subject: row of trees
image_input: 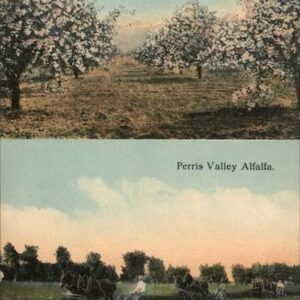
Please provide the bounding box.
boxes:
[134,0,300,110]
[1,244,299,283]
[232,263,300,284]
[109,250,299,284]
[0,0,121,110]
[133,2,215,79]
[0,243,118,282]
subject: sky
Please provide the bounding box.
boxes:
[90,0,242,51]
[1,140,299,276]
[95,0,239,18]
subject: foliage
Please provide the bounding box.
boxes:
[19,245,39,281]
[55,246,71,272]
[3,242,20,278]
[165,265,190,283]
[1,242,118,282]
[148,257,166,283]
[134,1,216,76]
[0,0,120,110]
[232,263,300,284]
[120,250,148,281]
[232,264,253,284]
[199,263,229,283]
[86,252,103,275]
[205,0,300,109]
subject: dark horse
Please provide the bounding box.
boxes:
[252,279,277,298]
[60,271,116,300]
[174,276,209,300]
[60,270,81,295]
[77,274,117,300]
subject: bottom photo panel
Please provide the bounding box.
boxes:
[0,140,299,300]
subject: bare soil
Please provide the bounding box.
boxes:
[0,56,299,139]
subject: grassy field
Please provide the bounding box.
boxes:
[0,56,299,139]
[1,282,300,300]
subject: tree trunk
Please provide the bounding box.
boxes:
[197,65,202,79]
[73,67,80,79]
[10,79,21,111]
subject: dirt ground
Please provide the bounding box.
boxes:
[0,56,299,139]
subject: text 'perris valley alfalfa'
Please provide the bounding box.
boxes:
[177,162,275,172]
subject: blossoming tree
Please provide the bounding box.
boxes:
[0,0,120,110]
[205,0,300,109]
[134,1,216,79]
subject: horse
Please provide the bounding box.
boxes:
[174,276,210,300]
[60,270,82,295]
[262,279,277,297]
[252,279,277,298]
[77,274,117,300]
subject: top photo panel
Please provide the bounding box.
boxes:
[0,0,299,139]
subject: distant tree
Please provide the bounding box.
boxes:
[232,264,253,284]
[251,263,268,279]
[165,265,190,283]
[120,250,148,281]
[3,242,20,280]
[86,252,106,279]
[148,257,166,283]
[250,263,296,282]
[20,245,39,281]
[134,1,216,78]
[200,263,229,283]
[102,265,119,282]
[291,265,300,284]
[42,263,60,282]
[55,246,71,272]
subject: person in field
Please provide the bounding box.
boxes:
[132,276,146,296]
[276,280,285,296]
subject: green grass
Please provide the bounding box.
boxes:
[0,282,62,300]
[0,282,299,300]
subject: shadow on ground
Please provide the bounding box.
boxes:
[136,107,300,139]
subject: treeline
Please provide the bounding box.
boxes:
[0,243,118,282]
[1,243,299,284]
[232,264,300,284]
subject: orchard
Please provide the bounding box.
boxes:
[135,0,299,110]
[205,0,300,110]
[0,0,120,110]
[134,2,216,79]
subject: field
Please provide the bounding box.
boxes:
[1,282,300,300]
[0,56,299,139]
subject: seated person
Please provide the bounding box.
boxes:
[276,280,285,296]
[128,276,146,299]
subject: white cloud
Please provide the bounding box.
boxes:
[77,177,122,207]
[1,178,299,275]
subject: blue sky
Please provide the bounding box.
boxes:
[94,0,239,18]
[91,1,241,51]
[1,140,299,214]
